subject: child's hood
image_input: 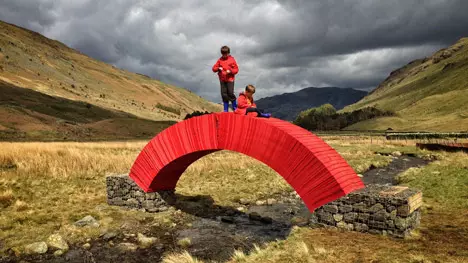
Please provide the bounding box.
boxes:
[239,92,254,101]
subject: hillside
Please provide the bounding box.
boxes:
[0,20,220,124]
[0,80,175,141]
[256,87,367,121]
[342,38,468,131]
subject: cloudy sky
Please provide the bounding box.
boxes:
[1,0,468,102]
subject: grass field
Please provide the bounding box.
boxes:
[0,138,467,262]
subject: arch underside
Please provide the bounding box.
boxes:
[130,113,364,212]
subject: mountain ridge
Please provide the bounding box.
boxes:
[256,87,367,121]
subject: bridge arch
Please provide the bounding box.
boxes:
[129,113,364,211]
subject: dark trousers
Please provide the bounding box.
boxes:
[246,107,266,117]
[220,81,236,102]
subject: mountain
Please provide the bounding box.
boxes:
[342,38,468,131]
[255,87,367,121]
[0,20,220,140]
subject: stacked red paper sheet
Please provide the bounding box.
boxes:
[129,113,364,212]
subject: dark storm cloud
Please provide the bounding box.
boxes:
[1,0,467,102]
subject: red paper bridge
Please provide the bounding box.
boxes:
[129,113,364,212]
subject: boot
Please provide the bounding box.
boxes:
[223,101,229,112]
[259,112,271,118]
[231,100,237,111]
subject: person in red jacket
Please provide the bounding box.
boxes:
[234,84,271,118]
[212,46,239,112]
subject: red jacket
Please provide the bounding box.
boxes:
[212,55,239,82]
[234,92,257,116]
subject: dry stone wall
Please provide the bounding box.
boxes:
[311,184,422,238]
[106,174,422,238]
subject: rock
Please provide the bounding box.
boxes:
[177,238,192,248]
[395,218,408,230]
[236,207,246,212]
[74,215,100,227]
[248,212,272,224]
[221,216,235,224]
[137,233,157,249]
[54,250,65,257]
[371,210,387,222]
[386,205,396,213]
[336,221,353,231]
[255,200,266,206]
[260,216,273,224]
[383,210,396,221]
[337,221,347,229]
[239,198,250,205]
[126,198,139,207]
[369,229,382,235]
[397,205,410,217]
[392,151,402,157]
[370,203,384,213]
[291,217,309,226]
[266,198,277,205]
[309,214,319,225]
[24,242,48,255]
[47,234,69,251]
[369,220,386,229]
[354,223,369,232]
[102,231,118,241]
[323,205,339,214]
[333,214,343,222]
[358,213,370,222]
[283,208,296,215]
[145,192,157,200]
[94,204,108,212]
[339,205,353,213]
[354,203,369,213]
[316,210,335,225]
[343,212,358,223]
[249,212,263,221]
[82,243,91,250]
[118,243,138,252]
[143,200,155,209]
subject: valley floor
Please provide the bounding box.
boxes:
[0,137,467,262]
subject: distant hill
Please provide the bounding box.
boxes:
[342,38,468,131]
[255,87,367,121]
[0,20,220,124]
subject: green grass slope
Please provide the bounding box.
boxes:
[342,38,468,131]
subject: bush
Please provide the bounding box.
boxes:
[294,104,394,131]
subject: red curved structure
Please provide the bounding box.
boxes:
[130,113,364,212]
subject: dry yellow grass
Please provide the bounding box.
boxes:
[162,251,204,263]
[0,139,467,263]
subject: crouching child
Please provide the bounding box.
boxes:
[234,84,271,118]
